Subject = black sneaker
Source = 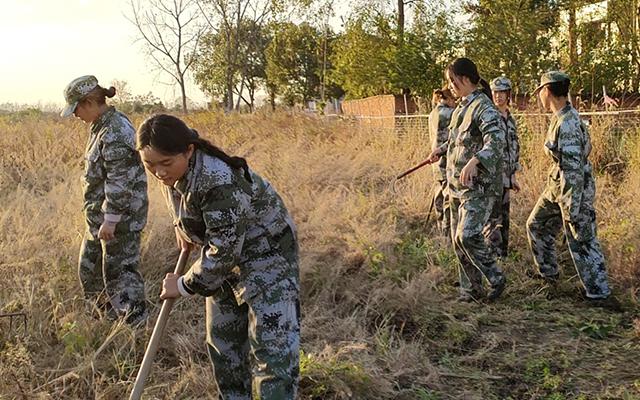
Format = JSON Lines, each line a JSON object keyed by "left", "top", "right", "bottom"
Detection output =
{"left": 586, "top": 296, "right": 623, "bottom": 312}
{"left": 457, "top": 291, "right": 483, "bottom": 303}
{"left": 487, "top": 278, "right": 506, "bottom": 301}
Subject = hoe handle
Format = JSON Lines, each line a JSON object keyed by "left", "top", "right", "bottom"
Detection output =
{"left": 129, "top": 249, "right": 190, "bottom": 400}
{"left": 395, "top": 158, "right": 434, "bottom": 180}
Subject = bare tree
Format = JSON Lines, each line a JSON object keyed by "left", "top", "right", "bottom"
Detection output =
{"left": 128, "top": 0, "right": 204, "bottom": 113}
{"left": 110, "top": 79, "right": 134, "bottom": 104}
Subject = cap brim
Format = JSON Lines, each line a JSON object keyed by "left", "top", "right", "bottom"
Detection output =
{"left": 532, "top": 84, "right": 545, "bottom": 95}
{"left": 60, "top": 102, "right": 78, "bottom": 118}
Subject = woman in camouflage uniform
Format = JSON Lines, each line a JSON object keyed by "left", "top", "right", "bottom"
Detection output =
{"left": 428, "top": 87, "right": 456, "bottom": 239}
{"left": 483, "top": 77, "right": 521, "bottom": 258}
{"left": 426, "top": 58, "right": 507, "bottom": 302}
{"left": 527, "top": 71, "right": 616, "bottom": 308}
{"left": 137, "top": 114, "right": 300, "bottom": 399}
{"left": 61, "top": 75, "right": 148, "bottom": 325}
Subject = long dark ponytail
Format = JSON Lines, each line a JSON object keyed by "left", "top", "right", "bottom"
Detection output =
{"left": 136, "top": 114, "right": 252, "bottom": 183}
{"left": 447, "top": 57, "right": 493, "bottom": 102}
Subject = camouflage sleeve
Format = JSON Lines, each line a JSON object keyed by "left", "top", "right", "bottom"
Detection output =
{"left": 429, "top": 108, "right": 449, "bottom": 153}
{"left": 181, "top": 185, "right": 247, "bottom": 296}
{"left": 557, "top": 120, "right": 585, "bottom": 222}
{"left": 437, "top": 110, "right": 451, "bottom": 148}
{"left": 101, "top": 135, "right": 137, "bottom": 218}
{"left": 473, "top": 105, "right": 506, "bottom": 176}
{"left": 435, "top": 140, "right": 449, "bottom": 156}
{"left": 511, "top": 118, "right": 522, "bottom": 172}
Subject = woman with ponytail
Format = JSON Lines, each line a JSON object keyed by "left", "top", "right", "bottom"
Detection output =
{"left": 425, "top": 58, "right": 507, "bottom": 302}
{"left": 60, "top": 75, "right": 148, "bottom": 325}
{"left": 137, "top": 114, "right": 299, "bottom": 399}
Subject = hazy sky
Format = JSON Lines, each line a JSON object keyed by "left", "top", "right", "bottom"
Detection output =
{"left": 0, "top": 0, "right": 206, "bottom": 107}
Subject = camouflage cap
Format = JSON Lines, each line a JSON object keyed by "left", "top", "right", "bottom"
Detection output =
{"left": 533, "top": 71, "right": 570, "bottom": 94}
{"left": 490, "top": 76, "right": 511, "bottom": 92}
{"left": 61, "top": 75, "right": 99, "bottom": 117}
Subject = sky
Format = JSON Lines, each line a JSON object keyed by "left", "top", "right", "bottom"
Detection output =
{"left": 0, "top": 0, "right": 207, "bottom": 108}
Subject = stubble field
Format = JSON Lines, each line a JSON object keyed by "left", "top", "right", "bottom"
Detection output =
{"left": 1, "top": 109, "right": 640, "bottom": 399}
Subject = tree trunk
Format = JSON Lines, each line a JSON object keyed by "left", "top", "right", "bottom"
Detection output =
{"left": 568, "top": 2, "right": 577, "bottom": 70}
{"left": 180, "top": 76, "right": 188, "bottom": 113}
{"left": 225, "top": 26, "right": 235, "bottom": 112}
{"left": 397, "top": 0, "right": 404, "bottom": 44}
{"left": 235, "top": 80, "right": 245, "bottom": 111}
{"left": 226, "top": 76, "right": 235, "bottom": 112}
{"left": 270, "top": 90, "right": 276, "bottom": 111}
{"left": 633, "top": 0, "right": 640, "bottom": 91}
{"left": 248, "top": 82, "right": 255, "bottom": 112}
{"left": 321, "top": 29, "right": 327, "bottom": 102}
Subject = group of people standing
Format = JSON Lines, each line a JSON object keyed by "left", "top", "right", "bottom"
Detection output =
{"left": 61, "top": 75, "right": 300, "bottom": 399}
{"left": 426, "top": 58, "right": 615, "bottom": 308}
{"left": 57, "top": 54, "right": 619, "bottom": 399}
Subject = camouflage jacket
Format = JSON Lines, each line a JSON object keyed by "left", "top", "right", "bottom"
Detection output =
{"left": 163, "top": 149, "right": 299, "bottom": 301}
{"left": 437, "top": 90, "right": 505, "bottom": 199}
{"left": 500, "top": 111, "right": 521, "bottom": 188}
{"left": 83, "top": 107, "right": 148, "bottom": 237}
{"left": 543, "top": 103, "right": 593, "bottom": 222}
{"left": 429, "top": 103, "right": 453, "bottom": 181}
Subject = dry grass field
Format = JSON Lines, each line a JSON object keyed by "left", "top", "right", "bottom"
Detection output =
{"left": 1, "top": 109, "right": 640, "bottom": 399}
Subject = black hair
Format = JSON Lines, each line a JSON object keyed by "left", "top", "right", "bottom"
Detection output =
{"left": 136, "top": 114, "right": 252, "bottom": 183}
{"left": 447, "top": 58, "right": 492, "bottom": 101}
{"left": 432, "top": 86, "right": 454, "bottom": 106}
{"left": 546, "top": 79, "right": 570, "bottom": 97}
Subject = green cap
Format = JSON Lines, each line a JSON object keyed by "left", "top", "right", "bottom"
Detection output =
{"left": 533, "top": 71, "right": 570, "bottom": 94}
{"left": 61, "top": 75, "right": 99, "bottom": 117}
{"left": 490, "top": 76, "right": 511, "bottom": 92}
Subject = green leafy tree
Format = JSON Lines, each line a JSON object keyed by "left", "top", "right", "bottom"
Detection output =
{"left": 329, "top": 11, "right": 396, "bottom": 99}
{"left": 192, "top": 19, "right": 270, "bottom": 111}
{"left": 397, "top": 1, "right": 463, "bottom": 99}
{"left": 464, "top": 0, "right": 559, "bottom": 94}
{"left": 608, "top": 0, "right": 640, "bottom": 92}
{"left": 265, "top": 22, "right": 324, "bottom": 106}
{"left": 197, "top": 0, "right": 276, "bottom": 111}
{"left": 552, "top": 0, "right": 637, "bottom": 98}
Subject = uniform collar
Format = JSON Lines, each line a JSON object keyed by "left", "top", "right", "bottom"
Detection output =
{"left": 90, "top": 106, "right": 116, "bottom": 134}
{"left": 460, "top": 89, "right": 481, "bottom": 106}
{"left": 555, "top": 102, "right": 572, "bottom": 118}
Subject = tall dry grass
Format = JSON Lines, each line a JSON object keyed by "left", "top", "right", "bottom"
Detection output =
{"left": 1, "top": 110, "right": 639, "bottom": 399}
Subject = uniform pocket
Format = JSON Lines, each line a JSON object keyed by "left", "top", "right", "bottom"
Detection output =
{"left": 85, "top": 143, "right": 101, "bottom": 174}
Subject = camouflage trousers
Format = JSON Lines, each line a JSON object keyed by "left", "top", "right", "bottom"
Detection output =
{"left": 526, "top": 187, "right": 611, "bottom": 299}
{"left": 206, "top": 275, "right": 300, "bottom": 400}
{"left": 78, "top": 230, "right": 147, "bottom": 323}
{"left": 433, "top": 179, "right": 450, "bottom": 240}
{"left": 483, "top": 187, "right": 510, "bottom": 258}
{"left": 450, "top": 196, "right": 505, "bottom": 297}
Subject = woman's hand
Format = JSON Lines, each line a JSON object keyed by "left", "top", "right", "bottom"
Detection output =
{"left": 511, "top": 174, "right": 521, "bottom": 193}
{"left": 460, "top": 157, "right": 480, "bottom": 187}
{"left": 98, "top": 221, "right": 117, "bottom": 241}
{"left": 160, "top": 273, "right": 180, "bottom": 300}
{"left": 425, "top": 149, "right": 442, "bottom": 164}
{"left": 175, "top": 227, "right": 194, "bottom": 251}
